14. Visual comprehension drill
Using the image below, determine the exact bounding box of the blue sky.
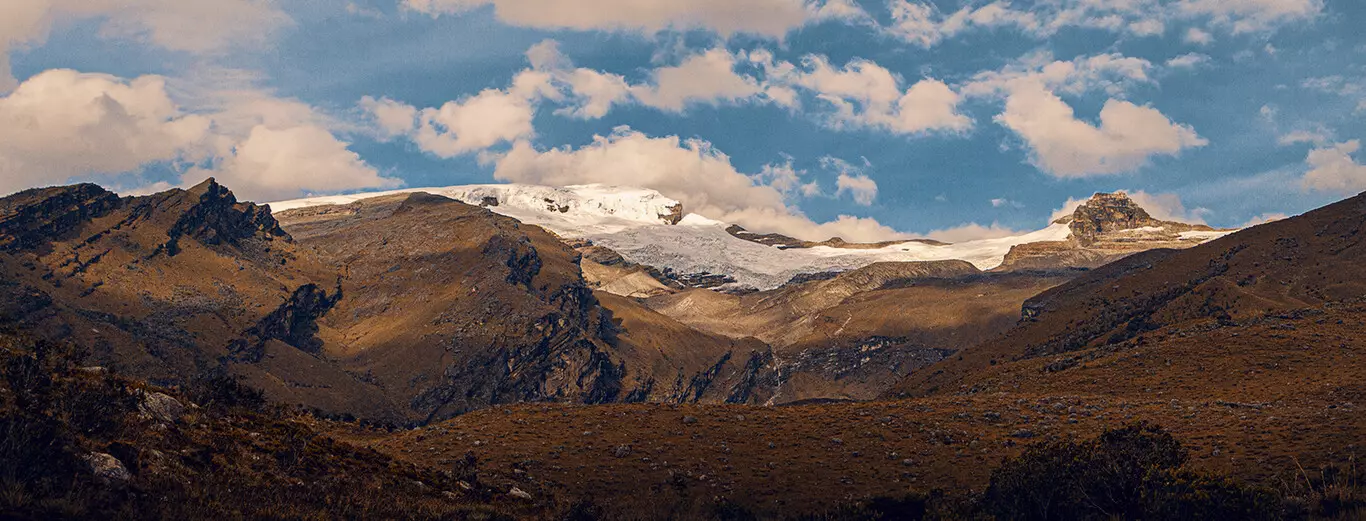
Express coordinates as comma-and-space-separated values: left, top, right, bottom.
2, 0, 1364, 241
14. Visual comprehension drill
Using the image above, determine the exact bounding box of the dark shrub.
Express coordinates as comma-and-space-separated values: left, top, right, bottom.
983, 422, 1282, 521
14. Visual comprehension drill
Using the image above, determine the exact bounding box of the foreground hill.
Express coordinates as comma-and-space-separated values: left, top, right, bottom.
0, 181, 772, 425
354, 192, 1366, 517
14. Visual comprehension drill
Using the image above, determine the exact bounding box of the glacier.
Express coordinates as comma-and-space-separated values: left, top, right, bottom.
270, 184, 1073, 290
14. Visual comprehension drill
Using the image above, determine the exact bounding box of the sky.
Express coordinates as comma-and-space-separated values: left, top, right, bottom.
1, 0, 1364, 242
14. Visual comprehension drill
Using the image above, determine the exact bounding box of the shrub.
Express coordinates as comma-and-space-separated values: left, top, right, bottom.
983, 422, 1282, 521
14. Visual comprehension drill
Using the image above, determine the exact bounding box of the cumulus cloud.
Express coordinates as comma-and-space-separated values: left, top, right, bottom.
836, 173, 878, 205
878, 0, 1320, 47
1302, 140, 1366, 195
629, 48, 764, 112
1176, 0, 1322, 34
0, 0, 290, 91
995, 81, 1207, 177
361, 70, 553, 158
1278, 129, 1331, 146
0, 68, 397, 201
928, 222, 1025, 243
0, 69, 210, 195
1241, 212, 1289, 227
1184, 27, 1214, 45
186, 124, 394, 202
886, 0, 1040, 47
401, 0, 866, 38
964, 53, 1204, 178
487, 127, 906, 242
1165, 53, 1211, 69
963, 52, 1154, 99
758, 53, 971, 134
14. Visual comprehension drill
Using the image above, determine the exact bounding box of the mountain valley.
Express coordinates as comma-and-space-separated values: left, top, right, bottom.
3, 179, 1363, 519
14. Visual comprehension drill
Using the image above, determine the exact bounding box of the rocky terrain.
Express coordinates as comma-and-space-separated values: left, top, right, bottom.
8, 179, 1361, 519
348, 191, 1366, 518
996, 192, 1231, 271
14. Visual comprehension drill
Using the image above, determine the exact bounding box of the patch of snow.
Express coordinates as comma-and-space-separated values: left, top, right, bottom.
1179, 230, 1236, 241
271, 184, 1075, 290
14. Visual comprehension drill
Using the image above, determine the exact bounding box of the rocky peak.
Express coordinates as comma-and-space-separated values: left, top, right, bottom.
0, 184, 123, 252
154, 178, 288, 256
1057, 192, 1164, 246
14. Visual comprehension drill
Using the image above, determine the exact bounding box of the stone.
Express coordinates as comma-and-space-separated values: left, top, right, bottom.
509, 486, 533, 500
83, 452, 131, 482
139, 391, 186, 424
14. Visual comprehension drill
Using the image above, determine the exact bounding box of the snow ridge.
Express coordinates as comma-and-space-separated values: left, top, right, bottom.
271, 184, 1072, 290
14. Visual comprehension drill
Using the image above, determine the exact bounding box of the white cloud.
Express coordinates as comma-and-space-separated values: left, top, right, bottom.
835, 173, 878, 205
401, 0, 866, 38
1165, 53, 1211, 69
630, 48, 764, 112
1277, 129, 1330, 146
1302, 140, 1366, 195
886, 0, 1040, 48
1176, 0, 1322, 34
0, 69, 210, 195
0, 0, 291, 91
488, 127, 907, 242
764, 54, 971, 134
928, 222, 1024, 243
1184, 27, 1214, 45
1241, 212, 1289, 227
878, 0, 1320, 48
0, 68, 397, 201
995, 81, 1207, 177
363, 70, 553, 158
963, 52, 1154, 98
186, 124, 395, 202
359, 96, 419, 139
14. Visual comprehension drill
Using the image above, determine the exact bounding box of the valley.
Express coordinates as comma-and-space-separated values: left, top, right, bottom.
2, 179, 1362, 519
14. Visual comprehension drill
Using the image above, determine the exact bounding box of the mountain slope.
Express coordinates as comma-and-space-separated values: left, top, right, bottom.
276, 192, 776, 419
889, 190, 1366, 399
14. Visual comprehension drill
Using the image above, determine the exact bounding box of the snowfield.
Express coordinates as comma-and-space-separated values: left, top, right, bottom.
272, 184, 1073, 290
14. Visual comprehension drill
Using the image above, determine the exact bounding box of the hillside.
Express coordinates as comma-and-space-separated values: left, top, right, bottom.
354, 191, 1366, 518
890, 190, 1366, 399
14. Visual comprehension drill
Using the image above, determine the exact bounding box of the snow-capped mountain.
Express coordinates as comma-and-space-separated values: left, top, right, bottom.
270, 184, 1231, 290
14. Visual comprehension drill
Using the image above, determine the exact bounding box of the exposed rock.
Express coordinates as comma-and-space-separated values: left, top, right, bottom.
0, 184, 122, 252
725, 225, 946, 250
508, 486, 533, 500
997, 192, 1225, 272
155, 178, 287, 257
229, 283, 343, 363
658, 203, 685, 225
138, 391, 186, 423
83, 452, 131, 482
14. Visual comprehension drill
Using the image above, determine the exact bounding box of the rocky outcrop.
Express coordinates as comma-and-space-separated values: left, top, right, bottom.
153, 178, 288, 256
228, 283, 343, 362
997, 192, 1226, 271
725, 225, 947, 250
0, 184, 122, 252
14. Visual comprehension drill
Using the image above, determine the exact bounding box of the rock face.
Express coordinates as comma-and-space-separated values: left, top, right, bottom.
644, 261, 1073, 402
276, 193, 774, 419
725, 225, 947, 250
997, 192, 1226, 271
